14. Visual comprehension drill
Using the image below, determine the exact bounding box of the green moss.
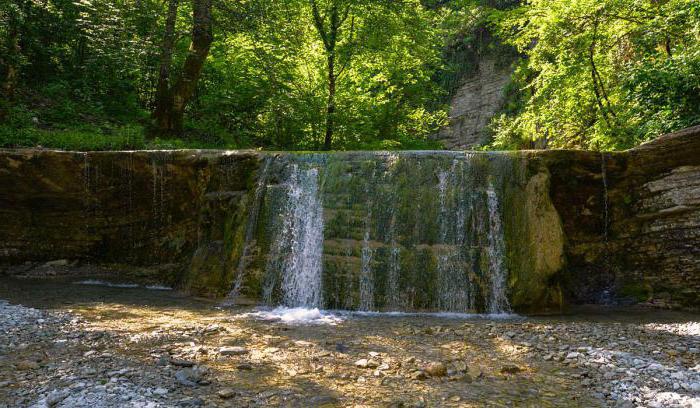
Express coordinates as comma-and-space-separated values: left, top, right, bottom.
619, 282, 653, 302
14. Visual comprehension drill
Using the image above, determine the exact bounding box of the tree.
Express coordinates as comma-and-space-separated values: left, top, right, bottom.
151, 0, 213, 137
309, 0, 356, 150
489, 0, 700, 150
0, 2, 21, 100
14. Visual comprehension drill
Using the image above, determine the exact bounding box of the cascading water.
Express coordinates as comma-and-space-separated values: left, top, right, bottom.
247, 151, 537, 314
264, 162, 324, 308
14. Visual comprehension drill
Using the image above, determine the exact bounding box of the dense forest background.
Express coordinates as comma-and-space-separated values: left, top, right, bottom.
0, 0, 698, 151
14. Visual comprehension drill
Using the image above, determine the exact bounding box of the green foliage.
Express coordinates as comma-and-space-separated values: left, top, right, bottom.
1, 0, 452, 151
2, 0, 698, 151
488, 0, 700, 150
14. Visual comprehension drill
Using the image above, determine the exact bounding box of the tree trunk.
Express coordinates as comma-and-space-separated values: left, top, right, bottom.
151, 0, 213, 137
2, 20, 20, 99
152, 0, 180, 135
324, 53, 336, 151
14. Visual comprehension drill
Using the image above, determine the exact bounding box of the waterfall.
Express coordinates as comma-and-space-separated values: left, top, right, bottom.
250, 152, 526, 314
265, 163, 324, 308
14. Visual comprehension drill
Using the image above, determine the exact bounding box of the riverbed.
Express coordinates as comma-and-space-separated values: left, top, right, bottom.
1, 278, 698, 407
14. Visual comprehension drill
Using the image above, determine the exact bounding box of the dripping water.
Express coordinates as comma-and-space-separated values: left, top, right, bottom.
600, 152, 609, 242
359, 167, 376, 311
486, 182, 511, 314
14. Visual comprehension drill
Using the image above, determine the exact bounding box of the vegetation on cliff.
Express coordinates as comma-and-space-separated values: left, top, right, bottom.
0, 0, 698, 151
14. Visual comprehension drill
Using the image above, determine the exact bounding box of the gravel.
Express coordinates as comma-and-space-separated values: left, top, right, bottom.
1, 294, 699, 407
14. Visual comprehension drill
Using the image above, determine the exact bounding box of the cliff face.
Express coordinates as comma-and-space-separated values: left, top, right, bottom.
435, 56, 514, 149
1, 126, 699, 311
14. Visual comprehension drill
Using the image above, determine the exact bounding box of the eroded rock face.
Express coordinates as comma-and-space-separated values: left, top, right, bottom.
0, 125, 698, 311
0, 150, 261, 286
434, 56, 513, 149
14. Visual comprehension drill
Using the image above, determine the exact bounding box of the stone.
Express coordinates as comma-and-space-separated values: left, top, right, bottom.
153, 387, 168, 396
175, 368, 203, 387
424, 362, 447, 377
354, 359, 378, 369
15, 360, 39, 370
44, 259, 70, 267
219, 346, 248, 356
169, 357, 195, 367
217, 388, 238, 399
500, 364, 522, 375
309, 395, 338, 406
46, 390, 68, 407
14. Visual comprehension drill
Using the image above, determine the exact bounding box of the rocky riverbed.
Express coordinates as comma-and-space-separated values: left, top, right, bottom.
0, 278, 699, 407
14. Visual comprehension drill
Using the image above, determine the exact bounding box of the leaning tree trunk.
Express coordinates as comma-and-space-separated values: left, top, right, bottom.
151, 0, 213, 137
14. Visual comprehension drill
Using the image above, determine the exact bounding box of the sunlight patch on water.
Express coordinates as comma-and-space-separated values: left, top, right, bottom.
74, 280, 172, 291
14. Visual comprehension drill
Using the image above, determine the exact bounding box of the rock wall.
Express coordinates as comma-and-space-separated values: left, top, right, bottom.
541, 125, 700, 310
434, 56, 513, 149
0, 150, 260, 287
1, 126, 699, 311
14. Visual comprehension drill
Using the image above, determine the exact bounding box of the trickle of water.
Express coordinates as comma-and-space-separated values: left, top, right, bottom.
267, 164, 324, 308
387, 245, 401, 309
435, 160, 471, 312
600, 152, 609, 242
359, 168, 376, 311
486, 182, 511, 314
227, 158, 271, 301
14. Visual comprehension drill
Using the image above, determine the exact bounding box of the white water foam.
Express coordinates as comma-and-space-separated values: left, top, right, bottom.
240, 307, 344, 325
237, 307, 520, 326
